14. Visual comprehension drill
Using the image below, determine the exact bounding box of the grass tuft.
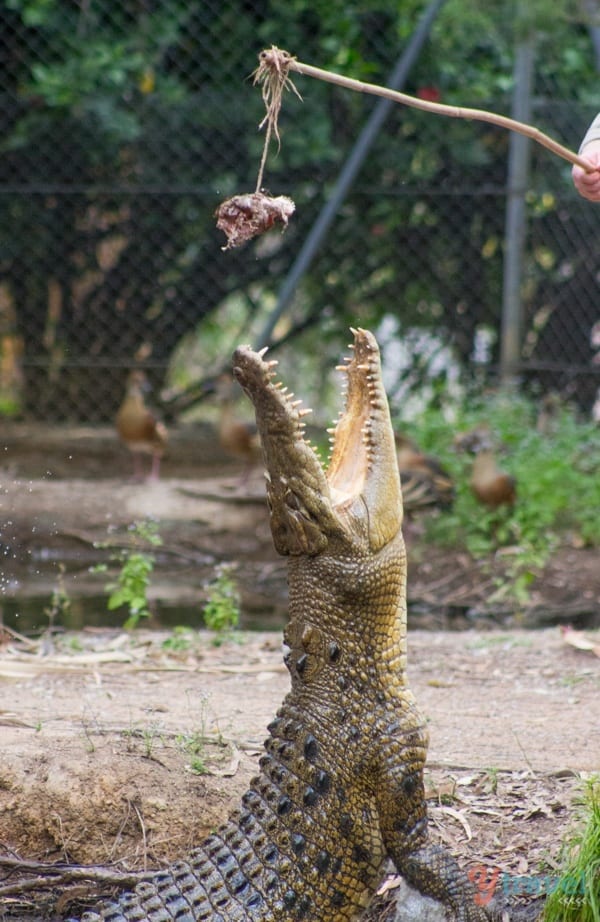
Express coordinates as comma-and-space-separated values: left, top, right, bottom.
543, 776, 600, 922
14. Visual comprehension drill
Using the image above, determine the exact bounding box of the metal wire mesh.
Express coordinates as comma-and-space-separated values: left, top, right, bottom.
1, 2, 599, 422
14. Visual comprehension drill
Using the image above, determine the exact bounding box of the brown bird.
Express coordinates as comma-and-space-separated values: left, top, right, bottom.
470, 447, 516, 509
395, 433, 454, 512
452, 425, 492, 455
213, 374, 262, 477
116, 370, 168, 481
536, 392, 562, 435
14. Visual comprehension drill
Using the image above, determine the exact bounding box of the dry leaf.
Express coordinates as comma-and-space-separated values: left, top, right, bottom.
560, 625, 600, 657
431, 804, 473, 841
426, 778, 458, 801
377, 875, 403, 895
209, 745, 241, 778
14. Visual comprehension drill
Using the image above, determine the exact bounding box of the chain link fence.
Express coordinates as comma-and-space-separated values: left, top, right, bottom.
1, 1, 599, 422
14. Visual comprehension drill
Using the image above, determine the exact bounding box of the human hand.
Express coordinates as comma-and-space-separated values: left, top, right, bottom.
572, 141, 600, 201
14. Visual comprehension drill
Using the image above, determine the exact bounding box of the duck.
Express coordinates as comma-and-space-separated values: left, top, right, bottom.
115, 369, 168, 481
454, 427, 516, 509
470, 447, 517, 509
395, 433, 455, 512
209, 374, 262, 479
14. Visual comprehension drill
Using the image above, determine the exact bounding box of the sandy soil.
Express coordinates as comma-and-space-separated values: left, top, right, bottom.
1, 625, 598, 919
0, 425, 599, 919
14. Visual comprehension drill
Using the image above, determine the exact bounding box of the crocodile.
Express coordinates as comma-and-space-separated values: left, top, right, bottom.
74, 328, 486, 922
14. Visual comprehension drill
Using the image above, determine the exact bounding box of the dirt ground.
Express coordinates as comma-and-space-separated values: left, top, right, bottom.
0, 425, 599, 919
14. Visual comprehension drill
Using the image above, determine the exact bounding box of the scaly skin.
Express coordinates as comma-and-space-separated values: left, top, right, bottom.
75, 329, 486, 922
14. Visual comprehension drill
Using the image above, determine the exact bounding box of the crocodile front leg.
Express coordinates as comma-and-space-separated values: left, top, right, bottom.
373, 724, 489, 922
398, 846, 489, 922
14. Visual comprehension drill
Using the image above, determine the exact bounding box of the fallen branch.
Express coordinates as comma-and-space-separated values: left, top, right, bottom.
0, 855, 151, 898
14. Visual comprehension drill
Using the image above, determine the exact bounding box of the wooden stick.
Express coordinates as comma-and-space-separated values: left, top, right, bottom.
264, 51, 595, 173
0, 855, 150, 897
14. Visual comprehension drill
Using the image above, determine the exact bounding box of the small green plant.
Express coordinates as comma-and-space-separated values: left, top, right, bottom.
141, 725, 162, 760
81, 720, 95, 753
484, 766, 500, 795
44, 563, 71, 628
177, 697, 213, 775
96, 520, 162, 629
120, 723, 163, 759
543, 776, 600, 922
64, 634, 84, 653
178, 731, 209, 775
162, 625, 195, 652
202, 565, 240, 644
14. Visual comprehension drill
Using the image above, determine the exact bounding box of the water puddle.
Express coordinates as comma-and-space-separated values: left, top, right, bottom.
0, 555, 288, 635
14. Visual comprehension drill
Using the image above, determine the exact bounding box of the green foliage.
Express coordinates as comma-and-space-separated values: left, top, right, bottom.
162, 625, 195, 652
397, 390, 600, 602
6, 0, 190, 144
484, 766, 499, 795
189, 755, 207, 776
5, 0, 599, 376
44, 562, 71, 625
175, 696, 226, 776
103, 520, 162, 629
543, 776, 600, 922
121, 723, 163, 759
177, 730, 208, 776
202, 565, 240, 644
63, 634, 83, 653
0, 395, 21, 418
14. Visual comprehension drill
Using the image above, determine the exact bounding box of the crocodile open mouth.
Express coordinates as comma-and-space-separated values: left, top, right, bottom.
327, 329, 389, 505
232, 328, 402, 555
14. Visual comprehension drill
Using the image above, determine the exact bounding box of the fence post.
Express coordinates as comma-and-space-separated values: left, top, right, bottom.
499, 38, 536, 385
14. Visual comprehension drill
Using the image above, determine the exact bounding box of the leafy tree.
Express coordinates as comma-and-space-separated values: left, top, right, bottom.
0, 0, 598, 418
